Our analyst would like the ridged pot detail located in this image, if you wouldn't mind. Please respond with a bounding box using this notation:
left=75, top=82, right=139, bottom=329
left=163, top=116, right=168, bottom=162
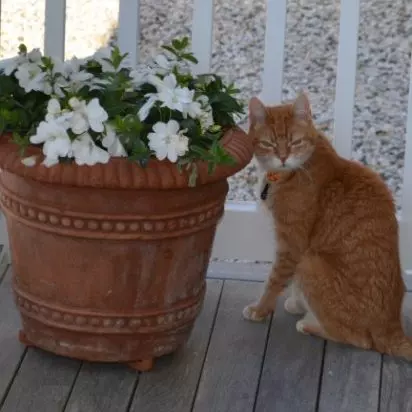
left=0, top=128, right=252, bottom=371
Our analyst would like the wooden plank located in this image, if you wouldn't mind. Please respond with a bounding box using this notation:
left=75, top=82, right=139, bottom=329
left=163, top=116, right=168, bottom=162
left=191, top=0, right=214, bottom=74
left=255, top=297, right=324, bottom=412
left=44, top=0, right=66, bottom=59
left=129, top=279, right=223, bottom=412
left=118, top=0, right=140, bottom=67
left=333, top=0, right=360, bottom=158
left=0, top=268, right=26, bottom=406
left=207, top=261, right=271, bottom=282
left=260, top=0, right=287, bottom=105
left=192, top=281, right=270, bottom=412
left=1, top=348, right=81, bottom=411
left=380, top=293, right=412, bottom=411
left=64, top=363, right=137, bottom=412
left=318, top=343, right=381, bottom=412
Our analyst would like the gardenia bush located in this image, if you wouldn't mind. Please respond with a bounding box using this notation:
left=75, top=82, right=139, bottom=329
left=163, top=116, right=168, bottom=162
left=0, top=37, right=244, bottom=185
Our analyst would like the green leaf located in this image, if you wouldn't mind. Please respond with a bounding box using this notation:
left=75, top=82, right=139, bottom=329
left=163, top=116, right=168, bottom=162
left=188, top=163, right=198, bottom=187
left=181, top=53, right=198, bottom=64
left=161, top=45, right=180, bottom=58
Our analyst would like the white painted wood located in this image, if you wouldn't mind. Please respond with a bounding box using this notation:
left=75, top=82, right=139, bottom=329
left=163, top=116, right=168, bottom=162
left=333, top=0, right=360, bottom=159
left=211, top=202, right=274, bottom=262
left=260, top=0, right=287, bottom=105
left=118, top=0, right=140, bottom=67
left=213, top=207, right=412, bottom=280
left=191, top=0, right=214, bottom=74
left=44, top=0, right=66, bottom=59
left=401, top=63, right=412, bottom=223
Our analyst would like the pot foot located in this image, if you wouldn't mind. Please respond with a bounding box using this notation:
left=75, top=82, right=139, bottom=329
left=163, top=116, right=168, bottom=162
left=18, top=330, right=33, bottom=347
left=127, top=358, right=154, bottom=372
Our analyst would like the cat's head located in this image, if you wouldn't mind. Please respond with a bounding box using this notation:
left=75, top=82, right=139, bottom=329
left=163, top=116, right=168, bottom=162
left=248, top=92, right=318, bottom=172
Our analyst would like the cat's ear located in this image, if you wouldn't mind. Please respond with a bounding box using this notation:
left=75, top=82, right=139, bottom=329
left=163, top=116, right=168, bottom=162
left=293, top=91, right=312, bottom=123
left=249, top=97, right=267, bottom=125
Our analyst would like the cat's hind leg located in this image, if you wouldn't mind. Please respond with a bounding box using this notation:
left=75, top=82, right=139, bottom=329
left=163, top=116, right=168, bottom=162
left=296, top=253, right=373, bottom=350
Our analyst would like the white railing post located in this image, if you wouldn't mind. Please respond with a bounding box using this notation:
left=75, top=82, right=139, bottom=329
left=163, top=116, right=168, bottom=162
left=118, top=0, right=140, bottom=68
left=401, top=65, right=412, bottom=219
left=44, top=0, right=66, bottom=60
left=191, top=0, right=214, bottom=74
left=400, top=62, right=412, bottom=273
left=333, top=0, right=360, bottom=159
left=260, top=0, right=287, bottom=105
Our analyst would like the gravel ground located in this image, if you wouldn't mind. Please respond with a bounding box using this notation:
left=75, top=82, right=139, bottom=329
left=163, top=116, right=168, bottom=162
left=1, top=0, right=411, bottom=210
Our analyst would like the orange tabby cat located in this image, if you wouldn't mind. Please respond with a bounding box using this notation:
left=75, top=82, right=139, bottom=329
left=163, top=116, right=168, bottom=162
left=243, top=91, right=412, bottom=359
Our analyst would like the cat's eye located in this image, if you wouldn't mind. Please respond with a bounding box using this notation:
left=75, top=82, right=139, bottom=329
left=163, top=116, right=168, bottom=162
left=291, top=139, right=303, bottom=146
left=259, top=141, right=273, bottom=148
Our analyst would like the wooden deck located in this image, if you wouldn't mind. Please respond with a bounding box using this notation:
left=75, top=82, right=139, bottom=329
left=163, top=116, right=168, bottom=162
left=1, top=263, right=412, bottom=412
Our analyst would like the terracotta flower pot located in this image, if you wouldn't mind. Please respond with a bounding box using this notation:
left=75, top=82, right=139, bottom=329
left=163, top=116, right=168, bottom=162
left=0, top=128, right=252, bottom=371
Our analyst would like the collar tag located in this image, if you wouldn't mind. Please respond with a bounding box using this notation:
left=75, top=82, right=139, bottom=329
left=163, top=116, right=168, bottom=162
left=260, top=172, right=280, bottom=200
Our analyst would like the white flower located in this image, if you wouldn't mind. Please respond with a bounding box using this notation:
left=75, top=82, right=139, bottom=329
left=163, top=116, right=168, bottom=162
left=130, top=65, right=153, bottom=89
left=62, top=56, right=100, bottom=92
left=14, top=62, right=51, bottom=93
left=91, top=47, right=127, bottom=73
left=68, top=97, right=108, bottom=134
left=43, top=135, right=72, bottom=164
left=1, top=56, right=25, bottom=76
left=138, top=95, right=157, bottom=121
left=30, top=120, right=72, bottom=167
left=21, top=155, right=38, bottom=167
left=152, top=54, right=177, bottom=75
left=47, top=98, right=61, bottom=117
left=148, top=73, right=201, bottom=119
left=72, top=133, right=110, bottom=166
left=101, top=126, right=127, bottom=157
left=148, top=120, right=189, bottom=162
left=1, top=48, right=42, bottom=76
left=45, top=99, right=73, bottom=128
left=27, top=49, right=42, bottom=63
left=30, top=120, right=67, bottom=144
left=197, top=95, right=214, bottom=131
left=86, top=98, right=109, bottom=132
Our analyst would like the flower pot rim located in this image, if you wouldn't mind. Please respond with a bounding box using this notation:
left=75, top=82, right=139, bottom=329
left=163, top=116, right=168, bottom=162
left=0, top=127, right=253, bottom=189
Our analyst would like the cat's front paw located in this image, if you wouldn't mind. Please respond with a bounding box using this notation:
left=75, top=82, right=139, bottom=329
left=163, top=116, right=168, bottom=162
left=242, top=304, right=271, bottom=322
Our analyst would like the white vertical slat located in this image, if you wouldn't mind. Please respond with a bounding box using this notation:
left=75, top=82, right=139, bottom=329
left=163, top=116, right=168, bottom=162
left=260, top=0, right=287, bottom=105
left=333, top=0, right=360, bottom=159
left=118, top=0, right=140, bottom=68
left=400, top=60, right=412, bottom=274
left=44, top=0, right=66, bottom=60
left=401, top=64, right=412, bottom=218
left=191, top=0, right=214, bottom=74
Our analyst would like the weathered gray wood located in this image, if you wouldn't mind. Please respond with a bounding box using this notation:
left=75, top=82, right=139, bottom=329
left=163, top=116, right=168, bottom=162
left=208, top=261, right=271, bottom=282
left=255, top=297, right=324, bottom=412
left=0, top=268, right=26, bottom=406
left=64, top=363, right=137, bottom=412
left=318, top=342, right=381, bottom=412
left=192, top=280, right=270, bottom=412
left=1, top=348, right=81, bottom=412
left=129, top=279, right=223, bottom=412
left=380, top=293, right=412, bottom=411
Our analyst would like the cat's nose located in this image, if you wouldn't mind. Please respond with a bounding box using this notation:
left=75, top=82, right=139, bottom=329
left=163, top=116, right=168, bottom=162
left=279, top=156, right=287, bottom=165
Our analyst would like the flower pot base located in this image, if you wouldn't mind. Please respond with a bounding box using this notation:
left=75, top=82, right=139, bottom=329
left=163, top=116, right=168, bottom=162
left=19, top=329, right=156, bottom=371
left=18, top=330, right=34, bottom=347
left=127, top=358, right=154, bottom=372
